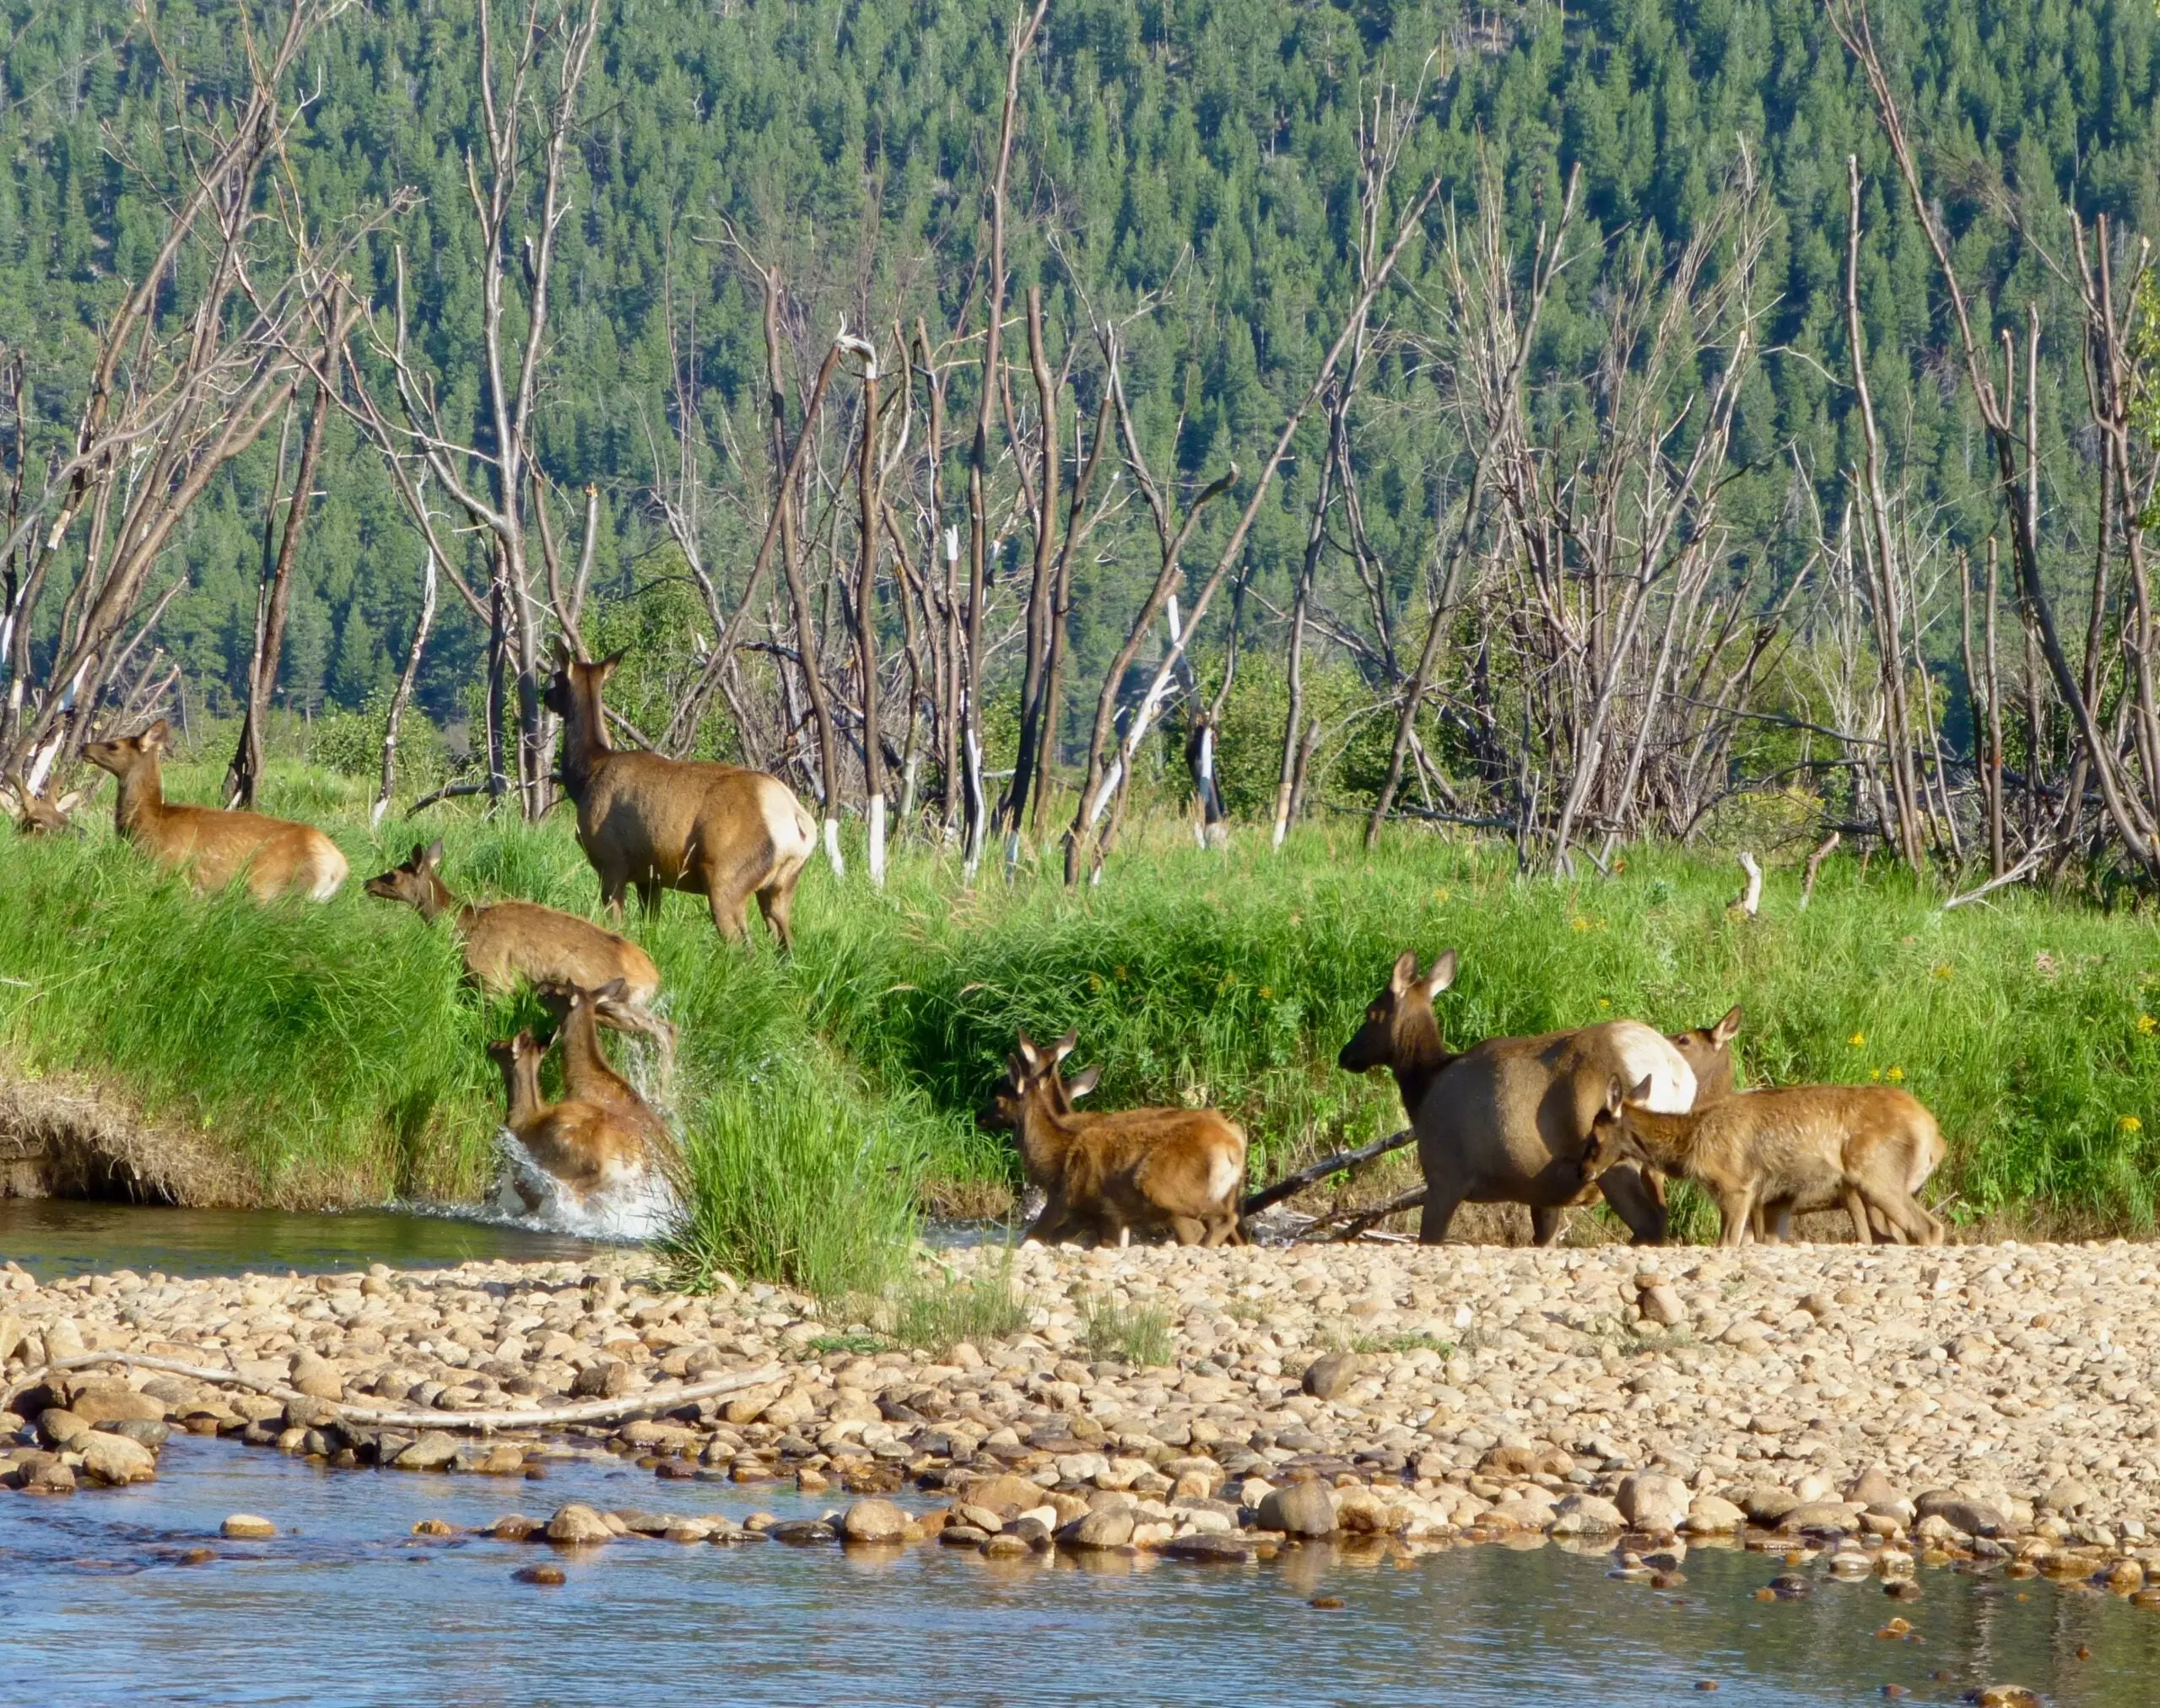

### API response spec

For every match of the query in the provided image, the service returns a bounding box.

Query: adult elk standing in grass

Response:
[984,1030,1247,1247]
[1338,950,1737,1246]
[544,646,815,948]
[1584,1078,1946,1247]
[364,840,674,1067]
[82,721,347,901]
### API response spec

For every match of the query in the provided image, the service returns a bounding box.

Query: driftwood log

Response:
[1239,1127,1415,1219]
[3,1350,786,1435]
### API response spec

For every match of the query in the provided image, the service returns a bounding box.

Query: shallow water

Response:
[0,1197,605,1282]
[3,1435,2156,1707]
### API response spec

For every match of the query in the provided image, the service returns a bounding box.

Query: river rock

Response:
[1302,1352,1362,1401]
[2041,1478,2096,1516]
[1637,1283,1686,1327]
[1682,1495,1747,1534]
[546,1503,613,1544]
[392,1431,462,1471]
[1915,1490,2005,1537]
[1160,1532,1252,1562]
[1258,1480,1337,1537]
[107,1418,171,1450]
[68,1385,167,1426]
[1551,1494,1626,1534]
[841,1499,909,1544]
[1846,1468,1906,1511]
[221,1514,277,1538]
[1617,1473,1690,1531]
[78,1430,158,1485]
[966,1473,1050,1517]
[1061,1507,1136,1550]
[289,1352,345,1402]
[35,1408,89,1449]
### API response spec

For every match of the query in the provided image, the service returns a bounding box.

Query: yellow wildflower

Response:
[1932,964,1954,981]
[1885,1066,1904,1084]
[1849,1032,1866,1048]
[1596,997,1611,1009]
[2139,1013,2158,1036]
[1572,916,1590,932]
[1260,986,1272,999]
[2122,1116,2145,1134]
[1868,1068,1882,1082]
[1434,887,1450,905]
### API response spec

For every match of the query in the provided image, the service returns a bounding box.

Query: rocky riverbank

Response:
[4,1239,2159,1601]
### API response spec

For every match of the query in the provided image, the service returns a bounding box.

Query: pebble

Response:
[545,1503,612,1545]
[221,1514,276,1538]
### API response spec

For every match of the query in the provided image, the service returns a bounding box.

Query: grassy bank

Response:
[3,754,2158,1289]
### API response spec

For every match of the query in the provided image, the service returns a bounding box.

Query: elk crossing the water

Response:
[1336,950,1740,1246]
[543,645,815,949]
[983,1030,1248,1248]
[1583,1078,1947,1248]
[364,840,675,1071]
[81,721,347,901]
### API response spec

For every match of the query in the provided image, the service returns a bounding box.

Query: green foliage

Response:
[305,691,450,793]
[885,1246,1034,1354]
[1080,1293,1174,1366]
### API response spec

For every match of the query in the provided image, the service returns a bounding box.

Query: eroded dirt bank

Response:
[3,1240,2157,1594]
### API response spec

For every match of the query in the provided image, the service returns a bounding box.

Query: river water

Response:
[4,1203,2159,1704]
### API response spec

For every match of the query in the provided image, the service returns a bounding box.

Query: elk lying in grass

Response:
[543,646,815,949]
[1582,1078,1946,1247]
[364,840,673,1068]
[486,1028,661,1210]
[982,1030,1246,1247]
[1336,951,1739,1246]
[82,720,347,901]
[0,770,87,835]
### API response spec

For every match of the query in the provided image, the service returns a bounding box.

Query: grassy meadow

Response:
[3,746,2159,1290]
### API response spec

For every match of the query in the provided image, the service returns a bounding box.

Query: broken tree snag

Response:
[1732,851,1763,917]
[1799,831,1840,911]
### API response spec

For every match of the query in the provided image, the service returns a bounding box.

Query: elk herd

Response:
[7,641,1949,1248]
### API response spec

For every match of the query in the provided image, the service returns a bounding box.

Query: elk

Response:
[81,721,347,901]
[532,980,672,1154]
[1336,950,1739,1246]
[982,1030,1247,1247]
[364,840,674,1065]
[486,1028,662,1209]
[543,646,816,948]
[1582,1078,1946,1247]
[0,771,88,835]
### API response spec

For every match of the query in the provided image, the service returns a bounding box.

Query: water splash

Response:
[488,1127,678,1244]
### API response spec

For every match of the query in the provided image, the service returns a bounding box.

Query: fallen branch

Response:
[1311,1186,1427,1242]
[1941,850,2044,912]
[1240,1127,1416,1218]
[1798,830,1840,910]
[1731,850,1763,917]
[4,1351,786,1435]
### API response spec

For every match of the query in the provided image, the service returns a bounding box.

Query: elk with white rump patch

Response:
[983,1030,1247,1247]
[1336,950,1739,1245]
[82,720,347,901]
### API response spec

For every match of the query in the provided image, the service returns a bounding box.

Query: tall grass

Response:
[4,746,2157,1266]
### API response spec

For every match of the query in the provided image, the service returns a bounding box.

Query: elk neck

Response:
[1011,1082,1077,1185]
[111,751,168,837]
[556,677,613,800]
[1620,1105,1698,1169]
[495,1048,543,1130]
[1388,1004,1457,1118]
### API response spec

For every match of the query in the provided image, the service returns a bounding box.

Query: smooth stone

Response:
[1258,1480,1337,1538]
[1617,1473,1691,1530]
[1060,1507,1136,1550]
[841,1499,909,1545]
[1302,1352,1363,1402]
[545,1503,612,1545]
[78,1430,158,1486]
[221,1514,277,1539]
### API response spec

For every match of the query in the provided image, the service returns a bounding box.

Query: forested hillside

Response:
[1,0,2156,823]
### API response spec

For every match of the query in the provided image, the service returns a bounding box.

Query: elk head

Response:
[1337,949,1456,1075]
[364,839,455,917]
[0,770,88,835]
[979,1029,1096,1131]
[82,718,170,781]
[1668,1005,1742,1105]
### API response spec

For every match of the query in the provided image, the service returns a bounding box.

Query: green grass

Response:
[4,749,2159,1289]
[1080,1293,1174,1367]
[883,1246,1034,1354]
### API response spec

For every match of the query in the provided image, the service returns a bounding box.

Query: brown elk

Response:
[532,980,672,1154]
[364,840,674,1063]
[0,770,88,835]
[543,646,815,948]
[1336,951,1738,1246]
[486,1028,660,1208]
[1582,1078,1946,1247]
[81,721,347,901]
[982,1030,1247,1247]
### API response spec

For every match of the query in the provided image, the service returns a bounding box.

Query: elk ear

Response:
[552,635,575,671]
[596,647,626,684]
[1712,1004,1742,1047]
[53,791,84,817]
[1628,1073,1655,1105]
[1389,950,1419,995]
[1423,949,1458,998]
[143,718,171,750]
[1050,1029,1078,1066]
[596,976,628,1003]
[424,837,446,868]
[1065,1065,1100,1101]
[1014,1032,1040,1070]
[1602,1075,1627,1119]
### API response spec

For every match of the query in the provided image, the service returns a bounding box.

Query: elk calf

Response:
[365,840,673,1066]
[486,1029,660,1208]
[533,981,672,1153]
[983,1030,1246,1247]
[0,770,87,835]
[1337,950,1737,1246]
[82,721,347,901]
[1584,1079,1945,1247]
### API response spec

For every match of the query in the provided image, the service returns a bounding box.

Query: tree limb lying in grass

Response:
[3,1351,786,1435]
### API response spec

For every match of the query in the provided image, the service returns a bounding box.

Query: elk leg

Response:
[702,873,750,945]
[1842,1186,1876,1244]
[1597,1164,1669,1246]
[1418,1186,1465,1246]
[636,876,665,917]
[1166,1215,1207,1246]
[1866,1186,1941,1247]
[1529,1204,1565,1248]
[755,879,796,953]
[1715,1183,1758,1247]
[1207,1212,1245,1247]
